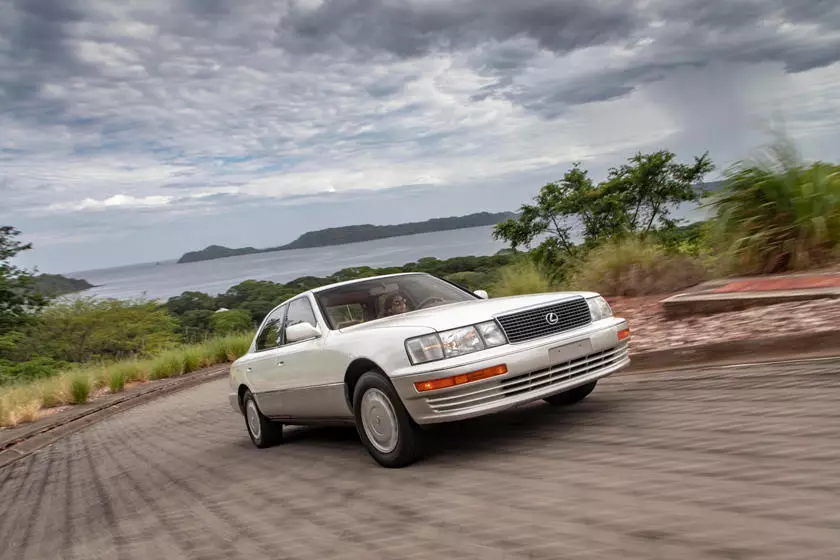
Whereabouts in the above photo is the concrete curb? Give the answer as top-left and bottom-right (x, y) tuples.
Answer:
(624, 329), (840, 373)
(0, 365), (230, 469)
(661, 290), (840, 319)
(2, 332), (840, 470)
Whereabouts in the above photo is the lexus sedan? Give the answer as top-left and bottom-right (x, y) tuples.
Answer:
(229, 272), (630, 467)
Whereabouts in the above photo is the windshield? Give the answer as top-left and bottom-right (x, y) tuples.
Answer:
(314, 274), (477, 329)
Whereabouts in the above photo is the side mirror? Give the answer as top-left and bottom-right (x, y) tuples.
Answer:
(285, 322), (321, 343)
(474, 289), (489, 299)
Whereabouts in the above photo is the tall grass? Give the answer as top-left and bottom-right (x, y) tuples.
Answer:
(0, 386), (43, 427)
(566, 236), (708, 297)
(0, 331), (254, 428)
(69, 373), (92, 404)
(491, 259), (554, 296)
(208, 332), (252, 362)
(108, 368), (126, 393)
(708, 136), (840, 274)
(107, 360), (148, 384)
(37, 376), (69, 408)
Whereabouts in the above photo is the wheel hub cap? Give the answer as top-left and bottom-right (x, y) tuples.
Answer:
(246, 401), (261, 440)
(360, 388), (398, 454)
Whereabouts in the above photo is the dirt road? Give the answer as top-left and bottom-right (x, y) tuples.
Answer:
(2, 359), (839, 559)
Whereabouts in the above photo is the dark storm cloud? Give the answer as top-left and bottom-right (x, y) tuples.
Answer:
(8, 0), (85, 63)
(274, 0), (840, 115)
(0, 0), (88, 106)
(665, 0), (840, 31)
(183, 0), (235, 18)
(2, 0), (840, 272)
(275, 0), (640, 59)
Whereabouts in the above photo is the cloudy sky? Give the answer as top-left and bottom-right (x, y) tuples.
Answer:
(2, 0), (840, 273)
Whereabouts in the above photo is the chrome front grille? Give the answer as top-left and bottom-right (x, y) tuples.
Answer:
(496, 297), (591, 343)
(425, 342), (628, 414)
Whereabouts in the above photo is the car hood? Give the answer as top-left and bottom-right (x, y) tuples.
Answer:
(339, 291), (597, 333)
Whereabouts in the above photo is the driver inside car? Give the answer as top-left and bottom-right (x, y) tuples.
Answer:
(383, 292), (409, 316)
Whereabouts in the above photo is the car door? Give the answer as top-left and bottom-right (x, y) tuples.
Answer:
(276, 295), (350, 420)
(244, 303), (293, 418)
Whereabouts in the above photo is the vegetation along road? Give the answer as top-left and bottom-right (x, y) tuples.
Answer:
(2, 358), (839, 560)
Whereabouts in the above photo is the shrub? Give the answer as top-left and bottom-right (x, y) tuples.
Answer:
(69, 373), (91, 404)
(0, 357), (69, 386)
(491, 260), (554, 296)
(566, 236), (708, 296)
(708, 136), (840, 274)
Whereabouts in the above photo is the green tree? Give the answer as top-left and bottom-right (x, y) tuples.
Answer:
(600, 150), (714, 234)
(493, 150), (714, 273)
(23, 297), (180, 363)
(164, 291), (217, 316)
(210, 308), (253, 335)
(0, 226), (49, 334)
(178, 309), (215, 342)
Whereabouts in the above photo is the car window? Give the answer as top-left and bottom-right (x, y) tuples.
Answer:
(326, 303), (365, 328)
(285, 297), (318, 329)
(315, 274), (477, 329)
(255, 304), (287, 351)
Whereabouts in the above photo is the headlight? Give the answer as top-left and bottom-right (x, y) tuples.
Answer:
(405, 334), (444, 364)
(476, 320), (506, 347)
(405, 320), (509, 365)
(439, 326), (484, 358)
(587, 296), (613, 321)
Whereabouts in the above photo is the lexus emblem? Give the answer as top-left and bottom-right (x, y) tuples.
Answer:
(545, 312), (559, 325)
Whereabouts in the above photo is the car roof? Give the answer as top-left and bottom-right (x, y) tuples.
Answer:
(310, 272), (430, 294)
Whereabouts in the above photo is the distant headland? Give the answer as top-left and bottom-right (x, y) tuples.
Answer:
(176, 211), (516, 264)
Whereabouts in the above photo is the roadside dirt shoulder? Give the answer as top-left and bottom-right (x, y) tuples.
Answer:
(610, 295), (840, 354)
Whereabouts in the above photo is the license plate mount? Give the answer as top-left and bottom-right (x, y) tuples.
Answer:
(548, 338), (592, 366)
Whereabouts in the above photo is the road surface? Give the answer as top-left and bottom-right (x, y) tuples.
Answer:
(2, 359), (839, 559)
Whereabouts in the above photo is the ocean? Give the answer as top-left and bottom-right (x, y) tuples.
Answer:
(68, 203), (710, 302)
(69, 225), (511, 302)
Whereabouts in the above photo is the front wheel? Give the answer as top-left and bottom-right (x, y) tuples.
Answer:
(353, 371), (423, 468)
(543, 380), (598, 406)
(243, 390), (284, 448)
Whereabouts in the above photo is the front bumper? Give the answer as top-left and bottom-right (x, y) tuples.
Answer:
(391, 318), (630, 424)
(228, 392), (240, 414)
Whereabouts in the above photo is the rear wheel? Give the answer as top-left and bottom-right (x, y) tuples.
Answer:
(353, 371), (423, 468)
(243, 390), (284, 448)
(543, 380), (598, 406)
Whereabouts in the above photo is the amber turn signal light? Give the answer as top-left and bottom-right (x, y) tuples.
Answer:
(617, 328), (631, 341)
(414, 364), (508, 392)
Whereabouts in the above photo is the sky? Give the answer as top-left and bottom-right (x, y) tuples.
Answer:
(2, 0), (840, 274)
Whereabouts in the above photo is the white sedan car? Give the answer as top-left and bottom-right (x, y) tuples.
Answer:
(229, 272), (630, 467)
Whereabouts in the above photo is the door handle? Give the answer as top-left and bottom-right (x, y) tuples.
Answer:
(277, 361), (285, 367)
(246, 367), (252, 373)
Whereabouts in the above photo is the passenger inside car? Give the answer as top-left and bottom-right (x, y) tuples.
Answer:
(383, 292), (409, 316)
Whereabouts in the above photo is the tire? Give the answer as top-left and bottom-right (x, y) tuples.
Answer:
(352, 371), (423, 468)
(543, 380), (598, 406)
(242, 389), (284, 448)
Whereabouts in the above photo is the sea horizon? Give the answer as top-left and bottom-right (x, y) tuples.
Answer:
(66, 202), (709, 302)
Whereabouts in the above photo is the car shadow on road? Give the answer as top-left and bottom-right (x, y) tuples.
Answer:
(419, 397), (622, 462)
(276, 393), (628, 466)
